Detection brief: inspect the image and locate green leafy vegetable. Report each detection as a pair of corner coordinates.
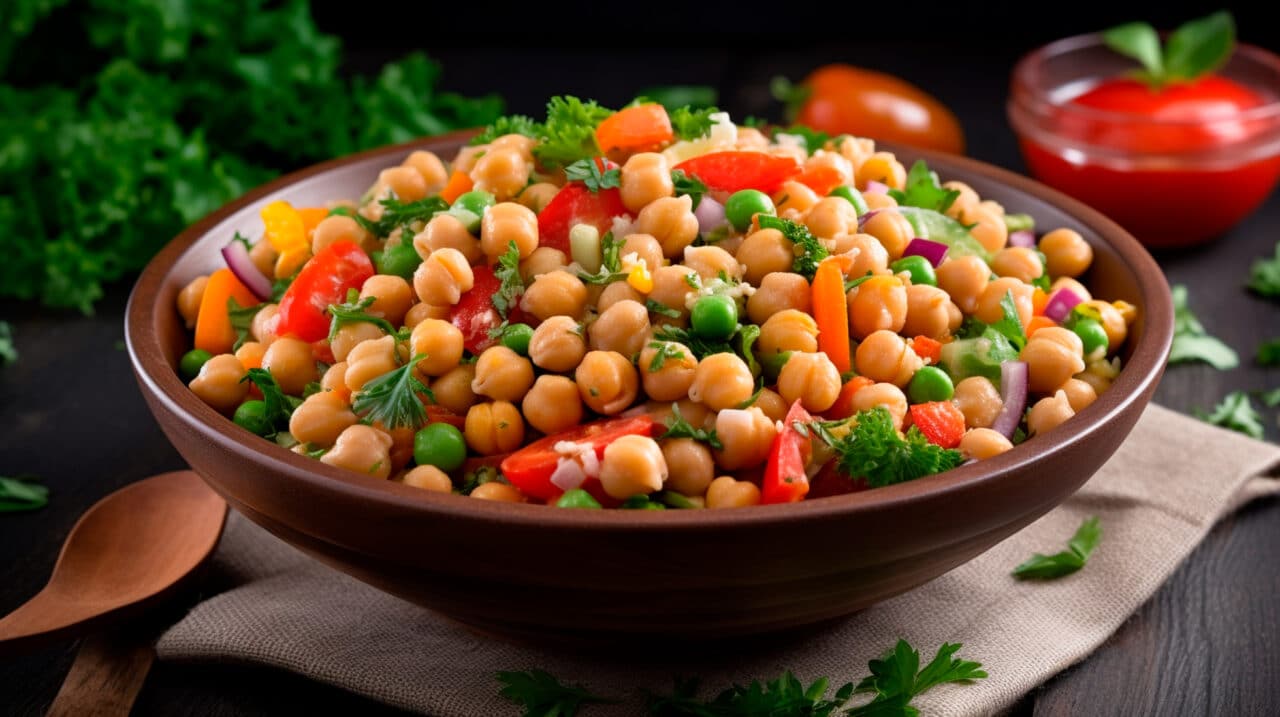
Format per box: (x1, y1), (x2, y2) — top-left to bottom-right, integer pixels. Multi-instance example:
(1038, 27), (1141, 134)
(1197, 390), (1265, 440)
(773, 124), (831, 156)
(496, 669), (615, 717)
(1257, 339), (1280, 366)
(652, 324), (734, 361)
(939, 328), (1019, 383)
(757, 215), (828, 280)
(327, 288), (396, 340)
(532, 96), (614, 169)
(988, 290), (1027, 351)
(647, 672), (853, 716)
(1012, 516), (1102, 580)
(671, 169), (709, 210)
(0, 476), (48, 512)
(564, 158), (620, 193)
(351, 355), (433, 430)
(849, 640), (987, 716)
(239, 367), (294, 436)
(1003, 213), (1035, 233)
(822, 407), (964, 488)
(470, 114), (542, 146)
(577, 232), (627, 286)
(669, 105), (720, 141)
(896, 207), (991, 262)
(646, 300), (682, 319)
(359, 196), (448, 238)
(887, 160), (959, 213)
(735, 323), (762, 379)
(227, 297), (267, 352)
(0, 321), (16, 366)
(1247, 242), (1280, 299)
(1103, 11), (1235, 88)
(1168, 284), (1238, 369)
(491, 241), (525, 319)
(660, 403), (723, 450)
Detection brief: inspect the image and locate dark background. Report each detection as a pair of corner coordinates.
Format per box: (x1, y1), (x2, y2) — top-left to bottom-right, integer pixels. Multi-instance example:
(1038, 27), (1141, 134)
(3, 1), (1280, 715)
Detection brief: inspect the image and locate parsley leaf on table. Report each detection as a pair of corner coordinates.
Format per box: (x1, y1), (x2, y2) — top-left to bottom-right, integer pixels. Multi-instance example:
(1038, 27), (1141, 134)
(1247, 242), (1280, 299)
(1197, 391), (1265, 439)
(0, 321), (16, 366)
(1012, 516), (1102, 580)
(647, 672), (854, 716)
(1257, 339), (1280, 366)
(0, 476), (48, 512)
(849, 640), (987, 716)
(496, 669), (615, 717)
(757, 215), (828, 281)
(1168, 285), (1239, 369)
(823, 407), (964, 488)
(887, 160), (960, 213)
(1261, 388), (1280, 409)
(351, 356), (433, 431)
(564, 158), (620, 193)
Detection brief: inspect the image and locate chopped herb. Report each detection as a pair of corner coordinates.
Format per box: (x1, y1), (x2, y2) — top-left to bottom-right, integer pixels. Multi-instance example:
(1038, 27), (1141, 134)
(741, 115), (768, 129)
(668, 105), (719, 141)
(1247, 241), (1280, 299)
(227, 297), (268, 352)
(0, 321), (16, 366)
(1031, 273), (1052, 292)
(660, 403), (723, 450)
(1012, 516), (1102, 580)
(683, 272), (703, 290)
(645, 299), (682, 319)
(735, 323), (762, 378)
(646, 341), (687, 372)
(459, 465), (501, 495)
(491, 241), (525, 319)
(327, 288), (396, 340)
(230, 231), (253, 250)
(577, 232), (627, 285)
(271, 274), (295, 302)
(654, 490), (702, 510)
(351, 355), (434, 430)
(1169, 284), (1239, 369)
(652, 324), (733, 361)
(565, 158), (620, 193)
(497, 669), (616, 717)
(470, 115), (543, 146)
(844, 271), (875, 293)
(671, 169), (708, 210)
(359, 196), (448, 238)
(988, 290), (1027, 351)
(239, 368), (294, 437)
(888, 160), (960, 213)
(0, 476), (48, 512)
(532, 96), (614, 169)
(302, 382), (323, 398)
(757, 215), (828, 280)
(735, 386), (765, 410)
(774, 124), (831, 156)
(1197, 390), (1265, 439)
(824, 407), (964, 487)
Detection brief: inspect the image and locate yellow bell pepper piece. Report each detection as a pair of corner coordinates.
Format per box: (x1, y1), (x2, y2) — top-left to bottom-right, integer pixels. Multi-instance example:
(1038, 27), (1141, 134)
(262, 200), (307, 254)
(626, 263), (653, 294)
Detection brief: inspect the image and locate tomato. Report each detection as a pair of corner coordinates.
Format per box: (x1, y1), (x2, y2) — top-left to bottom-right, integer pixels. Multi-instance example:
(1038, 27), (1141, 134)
(426, 405), (467, 430)
(1069, 76), (1264, 153)
(909, 401), (965, 449)
(276, 240), (374, 342)
(909, 336), (942, 364)
(673, 152), (800, 194)
(449, 264), (521, 354)
(795, 163), (846, 196)
(807, 461), (869, 499)
(791, 64), (965, 154)
(824, 376), (875, 420)
(761, 401), (814, 504)
(536, 182), (631, 254)
(500, 416), (658, 502)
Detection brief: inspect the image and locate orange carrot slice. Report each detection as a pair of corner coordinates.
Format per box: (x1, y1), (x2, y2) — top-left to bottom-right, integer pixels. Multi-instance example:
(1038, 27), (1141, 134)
(440, 170), (474, 204)
(812, 256), (852, 373)
(595, 104), (674, 153)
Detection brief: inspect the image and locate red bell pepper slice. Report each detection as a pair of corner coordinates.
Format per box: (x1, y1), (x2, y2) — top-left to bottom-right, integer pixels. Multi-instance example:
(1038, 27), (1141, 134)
(500, 416), (658, 502)
(909, 401), (965, 449)
(536, 182), (631, 254)
(276, 240), (374, 342)
(673, 151), (800, 194)
(824, 375), (875, 420)
(761, 400), (815, 505)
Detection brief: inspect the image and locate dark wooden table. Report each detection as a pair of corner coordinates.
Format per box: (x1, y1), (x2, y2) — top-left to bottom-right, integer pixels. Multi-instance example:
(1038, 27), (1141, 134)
(3, 41), (1279, 716)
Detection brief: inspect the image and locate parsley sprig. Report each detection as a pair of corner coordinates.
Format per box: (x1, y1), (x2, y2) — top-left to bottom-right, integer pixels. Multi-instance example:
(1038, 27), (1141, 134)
(351, 355), (434, 430)
(1197, 390), (1265, 439)
(821, 407), (964, 488)
(358, 196), (448, 238)
(888, 160), (960, 214)
(470, 115), (543, 146)
(1247, 241), (1280, 300)
(492, 241), (525, 319)
(532, 96), (615, 169)
(327, 288), (398, 340)
(1168, 284), (1239, 369)
(646, 341), (688, 373)
(671, 169), (709, 209)
(757, 215), (828, 280)
(577, 232), (628, 285)
(848, 640), (988, 716)
(1012, 516), (1102, 580)
(669, 106), (719, 141)
(227, 297), (268, 352)
(497, 669), (616, 717)
(239, 368), (297, 438)
(660, 403), (723, 450)
(565, 158), (620, 193)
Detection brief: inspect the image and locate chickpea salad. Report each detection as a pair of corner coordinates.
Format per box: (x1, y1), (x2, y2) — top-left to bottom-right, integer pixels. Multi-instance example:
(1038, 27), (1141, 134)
(176, 96), (1135, 509)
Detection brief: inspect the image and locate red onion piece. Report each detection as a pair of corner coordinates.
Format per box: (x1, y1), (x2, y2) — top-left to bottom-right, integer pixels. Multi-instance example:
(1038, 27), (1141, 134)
(991, 361), (1028, 440)
(864, 180), (890, 195)
(694, 196), (727, 234)
(855, 209), (880, 231)
(1008, 229), (1036, 248)
(902, 238), (948, 267)
(1043, 287), (1085, 323)
(221, 239), (272, 300)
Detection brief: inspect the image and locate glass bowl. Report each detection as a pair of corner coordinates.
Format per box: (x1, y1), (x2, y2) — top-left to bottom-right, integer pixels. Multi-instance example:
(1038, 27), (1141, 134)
(1008, 33), (1280, 248)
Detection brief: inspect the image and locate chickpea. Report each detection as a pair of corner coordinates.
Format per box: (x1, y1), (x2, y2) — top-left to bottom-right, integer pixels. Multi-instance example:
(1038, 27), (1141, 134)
(1049, 277), (1092, 303)
(619, 153), (674, 213)
(954, 377), (1002, 429)
(936, 256), (991, 314)
(960, 428), (1013, 461)
(471, 346), (535, 402)
(1039, 228), (1093, 278)
(320, 424), (394, 479)
(470, 147), (529, 201)
(432, 364), (478, 415)
(975, 278), (1034, 328)
(329, 322), (383, 363)
(836, 135), (875, 166)
(736, 228), (794, 286)
(517, 182), (559, 213)
(863, 192), (899, 211)
(942, 180), (980, 218)
(248, 240), (278, 278)
(662, 438), (715, 497)
(403, 302), (450, 330)
(902, 284), (953, 339)
(773, 180), (820, 215)
(758, 309), (819, 356)
(585, 300), (650, 357)
(408, 318), (464, 376)
(598, 435), (668, 499)
(805, 151), (855, 190)
(1027, 390), (1075, 436)
(638, 341), (697, 402)
(804, 196), (858, 239)
(1080, 300), (1127, 352)
(746, 272), (811, 325)
(751, 387), (789, 423)
(990, 247), (1044, 284)
(683, 245), (742, 282)
(958, 204), (1008, 253)
(850, 382), (909, 430)
(489, 133), (537, 157)
(1059, 377), (1098, 413)
(343, 336), (398, 393)
(1112, 300), (1137, 324)
(377, 166), (429, 203)
(521, 375), (584, 435)
(521, 270), (588, 322)
(261, 337), (318, 396)
(736, 126), (771, 150)
(647, 265), (699, 316)
(980, 199), (1005, 217)
(575, 350), (639, 414)
(620, 233), (664, 273)
(402, 465), (453, 493)
(413, 248), (474, 307)
(854, 330), (922, 387)
(706, 476), (761, 509)
(414, 213), (483, 265)
(519, 247), (569, 283)
(470, 481), (526, 502)
(176, 276), (208, 329)
(402, 150), (448, 193)
(250, 303), (280, 346)
(712, 407), (778, 471)
(528, 316), (587, 372)
(598, 281), (644, 313)
(777, 351), (841, 412)
(856, 151), (907, 190)
(288, 391), (358, 447)
(465, 401), (525, 455)
(840, 233), (891, 278)
(189, 354), (248, 414)
(358, 274), (413, 327)
(860, 209), (912, 260)
(234, 341), (265, 372)
(1074, 368), (1112, 396)
(1021, 327), (1086, 395)
(451, 145), (484, 174)
(634, 195), (700, 259)
(312, 215), (372, 257)
(847, 275), (908, 339)
(320, 361), (350, 398)
(480, 202), (539, 261)
(687, 353), (755, 411)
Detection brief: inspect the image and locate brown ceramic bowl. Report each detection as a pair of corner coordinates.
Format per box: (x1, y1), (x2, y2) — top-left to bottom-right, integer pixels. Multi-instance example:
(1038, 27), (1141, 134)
(127, 131), (1172, 643)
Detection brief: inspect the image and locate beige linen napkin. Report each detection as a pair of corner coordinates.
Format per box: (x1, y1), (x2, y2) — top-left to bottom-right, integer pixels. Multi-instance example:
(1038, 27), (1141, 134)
(157, 404), (1280, 716)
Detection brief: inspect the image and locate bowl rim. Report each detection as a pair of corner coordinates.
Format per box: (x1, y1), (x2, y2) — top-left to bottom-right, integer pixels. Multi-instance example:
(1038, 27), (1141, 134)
(126, 130), (1173, 532)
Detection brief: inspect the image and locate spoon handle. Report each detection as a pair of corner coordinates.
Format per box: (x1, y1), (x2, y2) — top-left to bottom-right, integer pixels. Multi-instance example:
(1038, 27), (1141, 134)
(46, 628), (156, 717)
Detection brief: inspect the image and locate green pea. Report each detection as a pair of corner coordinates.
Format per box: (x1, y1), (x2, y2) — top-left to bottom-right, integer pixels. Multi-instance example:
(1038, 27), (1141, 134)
(233, 400), (273, 436)
(179, 349), (213, 381)
(828, 185), (869, 216)
(413, 422), (467, 473)
(374, 242), (422, 281)
(555, 488), (602, 509)
(1071, 317), (1109, 358)
(724, 189), (775, 232)
(907, 366), (954, 404)
(890, 255), (937, 287)
(447, 190), (495, 233)
(690, 295), (738, 340)
(500, 323), (534, 356)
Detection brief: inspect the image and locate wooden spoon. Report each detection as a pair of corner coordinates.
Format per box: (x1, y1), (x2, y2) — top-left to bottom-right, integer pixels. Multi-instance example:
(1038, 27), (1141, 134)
(0, 470), (226, 655)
